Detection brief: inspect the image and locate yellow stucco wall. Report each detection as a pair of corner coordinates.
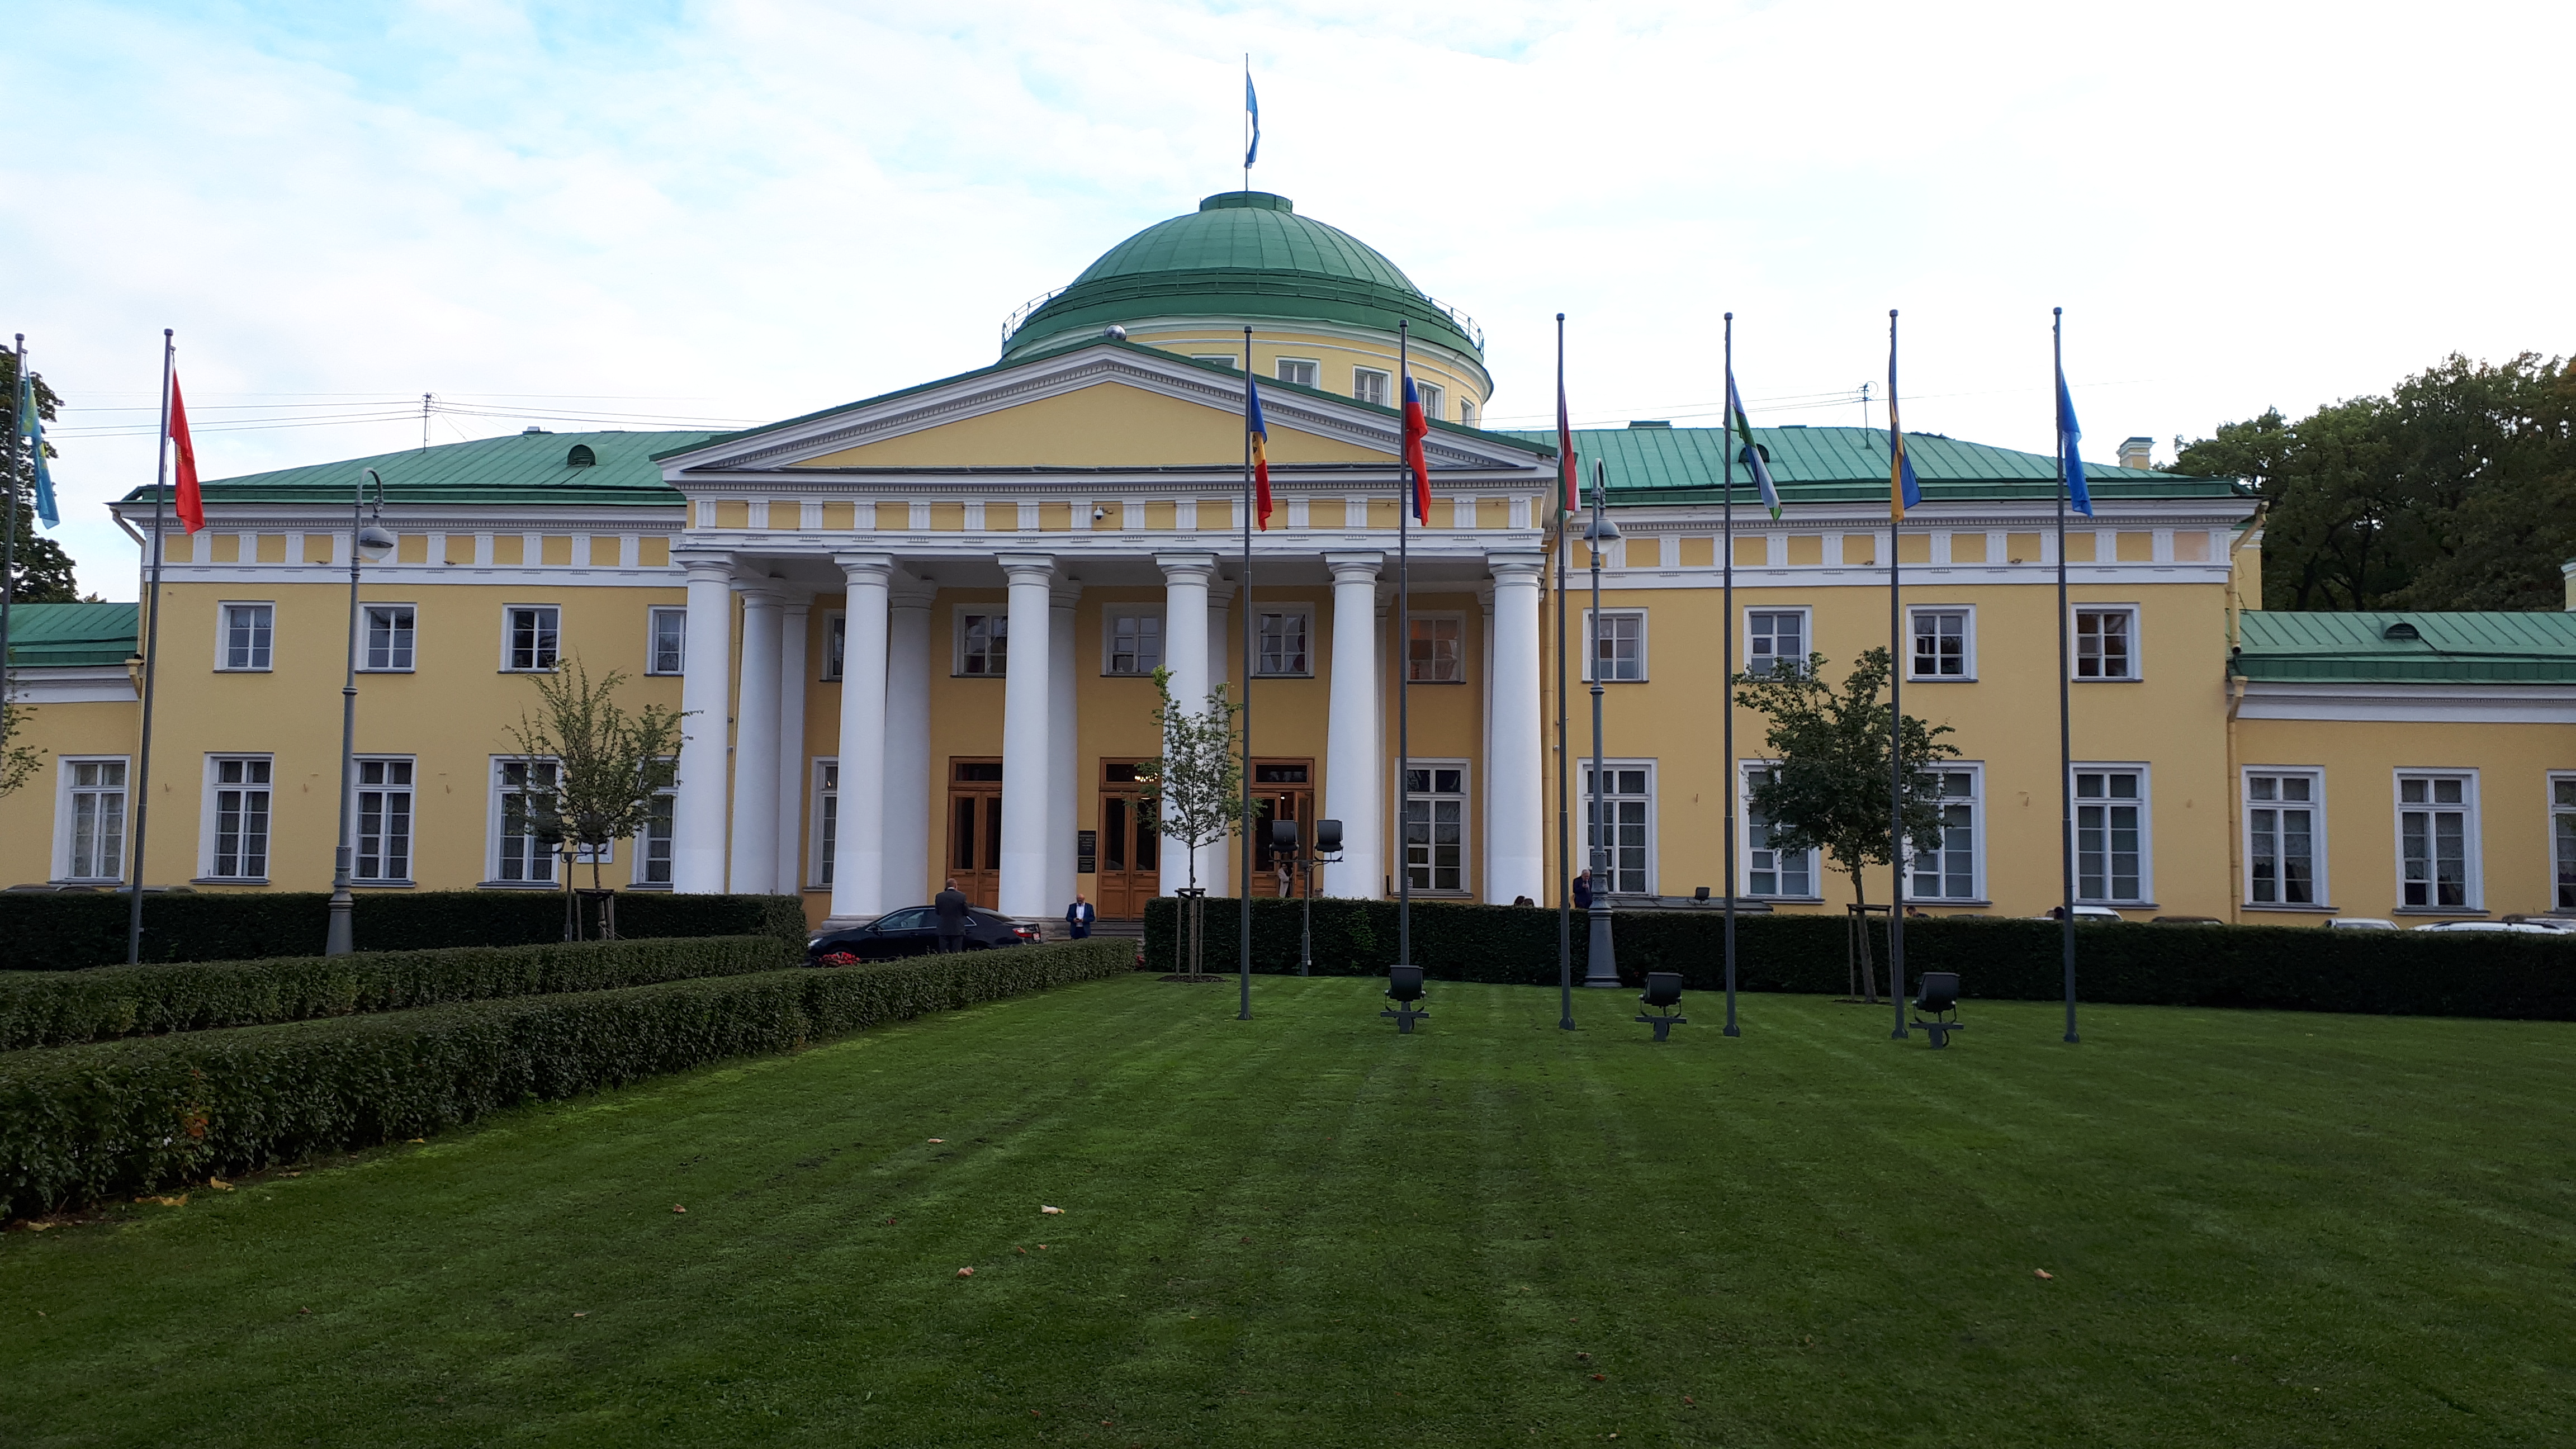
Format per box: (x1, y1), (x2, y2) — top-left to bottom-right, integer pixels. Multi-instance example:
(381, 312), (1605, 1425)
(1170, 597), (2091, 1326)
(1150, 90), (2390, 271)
(1, 695), (141, 887)
(794, 381), (1395, 468)
(1117, 328), (1488, 422)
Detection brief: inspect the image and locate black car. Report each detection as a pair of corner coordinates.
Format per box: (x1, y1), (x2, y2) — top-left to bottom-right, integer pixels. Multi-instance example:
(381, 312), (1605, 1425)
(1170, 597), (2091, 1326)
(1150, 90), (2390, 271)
(808, 905), (1039, 964)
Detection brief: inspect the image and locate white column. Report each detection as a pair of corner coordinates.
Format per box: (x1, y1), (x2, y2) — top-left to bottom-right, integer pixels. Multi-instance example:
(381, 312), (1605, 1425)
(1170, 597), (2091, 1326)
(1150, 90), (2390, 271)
(774, 595), (810, 896)
(1202, 577), (1235, 893)
(729, 583), (784, 893)
(883, 580), (935, 908)
(832, 556), (894, 920)
(996, 554), (1057, 918)
(1323, 552), (1384, 899)
(1049, 580), (1082, 917)
(1485, 552), (1546, 906)
(673, 555), (735, 894)
(1156, 552), (1216, 898)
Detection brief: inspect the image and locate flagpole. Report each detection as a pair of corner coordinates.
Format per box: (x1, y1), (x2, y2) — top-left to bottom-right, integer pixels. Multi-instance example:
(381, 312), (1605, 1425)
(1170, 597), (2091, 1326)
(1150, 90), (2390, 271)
(1886, 309), (1908, 1041)
(1721, 315), (1740, 1036)
(2054, 307), (2080, 1045)
(1239, 325), (1255, 1021)
(129, 330), (175, 964)
(2, 336), (23, 730)
(1554, 314), (1574, 1031)
(1396, 321), (1413, 974)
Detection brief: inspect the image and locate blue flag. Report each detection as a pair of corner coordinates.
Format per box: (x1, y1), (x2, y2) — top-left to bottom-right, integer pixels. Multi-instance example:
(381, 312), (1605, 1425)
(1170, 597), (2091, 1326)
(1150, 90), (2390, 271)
(1244, 74), (1260, 169)
(1725, 368), (1781, 519)
(2056, 361), (2093, 517)
(17, 372), (56, 530)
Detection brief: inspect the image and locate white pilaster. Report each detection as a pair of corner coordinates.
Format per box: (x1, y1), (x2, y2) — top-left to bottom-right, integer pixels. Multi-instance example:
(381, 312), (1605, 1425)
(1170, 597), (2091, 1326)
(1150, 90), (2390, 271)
(729, 583), (784, 893)
(1202, 576), (1236, 893)
(1156, 552), (1217, 898)
(1323, 552), (1384, 899)
(673, 555), (735, 894)
(832, 556), (894, 920)
(883, 581), (935, 908)
(775, 595), (810, 895)
(1485, 552), (1546, 905)
(1049, 580), (1082, 916)
(997, 554), (1056, 918)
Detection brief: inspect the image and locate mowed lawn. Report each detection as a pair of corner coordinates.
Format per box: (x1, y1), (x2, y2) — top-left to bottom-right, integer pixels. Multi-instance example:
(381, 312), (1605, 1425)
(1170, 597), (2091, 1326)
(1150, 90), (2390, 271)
(6, 976), (2575, 1447)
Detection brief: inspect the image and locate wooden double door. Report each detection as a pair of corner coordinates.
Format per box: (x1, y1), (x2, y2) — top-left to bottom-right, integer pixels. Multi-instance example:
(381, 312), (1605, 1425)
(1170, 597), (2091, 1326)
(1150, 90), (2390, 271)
(1096, 761), (1159, 919)
(1249, 760), (1315, 899)
(946, 759), (1002, 909)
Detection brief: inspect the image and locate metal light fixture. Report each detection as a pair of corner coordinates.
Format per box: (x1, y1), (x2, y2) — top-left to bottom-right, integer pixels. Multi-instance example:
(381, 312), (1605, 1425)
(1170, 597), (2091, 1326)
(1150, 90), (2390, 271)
(325, 467), (391, 956)
(1635, 971), (1688, 1041)
(1382, 964), (1428, 1034)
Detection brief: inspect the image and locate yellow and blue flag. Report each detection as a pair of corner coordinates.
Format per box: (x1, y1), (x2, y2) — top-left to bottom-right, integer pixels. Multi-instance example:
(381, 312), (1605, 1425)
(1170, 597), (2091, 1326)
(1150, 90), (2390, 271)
(2056, 356), (2094, 517)
(1247, 373), (1273, 530)
(16, 370), (57, 529)
(1887, 329), (1921, 518)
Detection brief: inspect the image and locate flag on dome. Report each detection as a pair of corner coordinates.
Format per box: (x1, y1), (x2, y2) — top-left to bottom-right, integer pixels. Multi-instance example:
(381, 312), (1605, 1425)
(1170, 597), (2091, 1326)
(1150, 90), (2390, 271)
(1246, 373), (1273, 529)
(1244, 73), (1260, 169)
(1725, 367), (1780, 519)
(2056, 354), (2094, 518)
(16, 370), (58, 529)
(1400, 372), (1431, 522)
(168, 373), (204, 533)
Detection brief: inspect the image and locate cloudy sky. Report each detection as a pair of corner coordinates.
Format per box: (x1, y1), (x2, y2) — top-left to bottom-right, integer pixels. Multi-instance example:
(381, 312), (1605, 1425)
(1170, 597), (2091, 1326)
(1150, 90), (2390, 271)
(12, 0), (2571, 598)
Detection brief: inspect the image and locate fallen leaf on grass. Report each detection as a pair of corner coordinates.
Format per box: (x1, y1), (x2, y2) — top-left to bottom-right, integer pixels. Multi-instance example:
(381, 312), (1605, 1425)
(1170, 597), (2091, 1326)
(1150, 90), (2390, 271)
(1684, 1396), (1696, 1407)
(206, 1179), (233, 1191)
(1036, 1244), (1048, 1250)
(1240, 1236), (1251, 1244)
(2034, 1269), (2054, 1280)
(1041, 1205), (1064, 1215)
(957, 1267), (975, 1277)
(573, 1312), (587, 1318)
(1575, 1352), (1591, 1361)
(1590, 1373), (1606, 1381)
(408, 1138), (425, 1144)
(1016, 1247), (1027, 1254)
(927, 1138), (944, 1144)
(137, 1195), (187, 1208)
(25, 1222), (51, 1232)
(673, 1205), (688, 1214)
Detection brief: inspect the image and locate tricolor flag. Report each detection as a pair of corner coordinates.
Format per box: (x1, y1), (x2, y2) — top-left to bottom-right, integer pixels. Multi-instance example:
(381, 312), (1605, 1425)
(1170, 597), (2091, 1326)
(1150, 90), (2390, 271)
(1554, 363), (1577, 517)
(1886, 338), (1921, 518)
(16, 369), (58, 529)
(2056, 356), (2094, 518)
(168, 372), (204, 533)
(1400, 372), (1431, 523)
(1725, 367), (1781, 519)
(1247, 373), (1273, 530)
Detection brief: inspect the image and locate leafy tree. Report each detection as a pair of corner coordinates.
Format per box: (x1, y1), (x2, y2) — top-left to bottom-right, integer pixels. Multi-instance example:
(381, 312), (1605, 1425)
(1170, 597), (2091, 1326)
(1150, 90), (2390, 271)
(1133, 667), (1245, 976)
(0, 695), (35, 798)
(504, 657), (685, 902)
(1, 349), (79, 604)
(1733, 647), (1959, 910)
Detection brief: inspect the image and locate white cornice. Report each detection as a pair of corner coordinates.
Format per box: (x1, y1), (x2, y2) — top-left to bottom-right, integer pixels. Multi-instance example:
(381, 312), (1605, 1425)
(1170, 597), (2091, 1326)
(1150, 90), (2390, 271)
(5, 666), (138, 703)
(2237, 680), (2576, 724)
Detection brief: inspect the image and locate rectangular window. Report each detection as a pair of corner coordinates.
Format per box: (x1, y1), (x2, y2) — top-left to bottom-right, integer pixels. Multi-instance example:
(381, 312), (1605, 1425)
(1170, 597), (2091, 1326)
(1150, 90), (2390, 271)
(1741, 765), (1815, 898)
(505, 605), (561, 671)
(1908, 769), (1979, 901)
(2075, 607), (2136, 680)
(959, 611), (1006, 676)
(61, 758), (128, 882)
(1417, 382), (1445, 420)
(1257, 610), (1311, 676)
(814, 760), (839, 888)
(2397, 772), (2476, 910)
(1459, 400), (1475, 428)
(1745, 609), (1806, 677)
(363, 605), (415, 672)
(1353, 368), (1390, 406)
(2553, 775), (2576, 911)
(1584, 611), (1645, 681)
(2245, 770), (2322, 906)
(219, 603), (274, 671)
(354, 757), (414, 882)
(637, 789), (675, 887)
(494, 758), (560, 883)
(1401, 763), (1469, 892)
(1407, 615), (1464, 683)
(821, 613), (844, 681)
(1909, 608), (1970, 679)
(2074, 768), (2147, 903)
(1104, 610), (1162, 676)
(1582, 764), (1653, 897)
(1276, 358), (1318, 388)
(209, 756), (272, 880)
(648, 607), (687, 675)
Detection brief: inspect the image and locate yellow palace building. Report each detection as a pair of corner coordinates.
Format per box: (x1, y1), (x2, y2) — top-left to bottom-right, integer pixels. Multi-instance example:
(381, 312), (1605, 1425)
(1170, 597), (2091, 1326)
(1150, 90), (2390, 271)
(6, 191), (2573, 929)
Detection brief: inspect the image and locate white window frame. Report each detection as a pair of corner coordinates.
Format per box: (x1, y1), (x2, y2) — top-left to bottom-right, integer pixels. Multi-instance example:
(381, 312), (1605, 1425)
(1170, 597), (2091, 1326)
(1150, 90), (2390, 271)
(1744, 607), (1812, 679)
(632, 776), (676, 889)
(198, 754), (276, 882)
(488, 755), (561, 886)
(501, 604), (562, 673)
(1739, 760), (1820, 901)
(1907, 605), (1975, 681)
(1459, 400), (1475, 428)
(812, 757), (840, 889)
(1580, 609), (1647, 682)
(954, 605), (1007, 678)
(820, 611), (844, 682)
(1399, 759), (1472, 894)
(215, 601), (275, 672)
(1580, 759), (1657, 898)
(361, 603), (416, 673)
(1275, 358), (1319, 388)
(1102, 607), (1165, 676)
(1417, 381), (1445, 420)
(647, 605), (688, 676)
(351, 755), (417, 884)
(1406, 612), (1467, 684)
(53, 755), (130, 883)
(2072, 604), (2141, 682)
(2242, 766), (2328, 909)
(1904, 764), (1986, 903)
(2550, 772), (2576, 913)
(2393, 769), (2481, 912)
(2071, 763), (2152, 905)
(1255, 605), (1315, 678)
(1352, 367), (1391, 406)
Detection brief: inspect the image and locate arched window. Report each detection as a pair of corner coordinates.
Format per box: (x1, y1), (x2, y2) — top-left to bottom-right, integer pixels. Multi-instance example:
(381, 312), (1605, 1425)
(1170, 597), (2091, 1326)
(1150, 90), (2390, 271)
(566, 443), (596, 467)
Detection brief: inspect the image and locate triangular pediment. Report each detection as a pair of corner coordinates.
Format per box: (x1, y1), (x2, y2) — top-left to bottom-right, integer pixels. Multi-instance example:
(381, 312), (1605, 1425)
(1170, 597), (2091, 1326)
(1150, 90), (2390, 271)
(794, 378), (1391, 468)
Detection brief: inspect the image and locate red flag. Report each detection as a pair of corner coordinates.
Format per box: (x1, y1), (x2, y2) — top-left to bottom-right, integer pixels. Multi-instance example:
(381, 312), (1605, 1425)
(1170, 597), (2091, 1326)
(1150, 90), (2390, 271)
(1400, 372), (1431, 522)
(168, 373), (205, 533)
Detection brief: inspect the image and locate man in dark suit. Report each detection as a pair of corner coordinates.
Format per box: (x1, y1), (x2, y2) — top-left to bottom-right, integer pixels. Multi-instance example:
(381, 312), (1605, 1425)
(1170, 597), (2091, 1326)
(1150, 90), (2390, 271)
(1571, 869), (1594, 910)
(1065, 893), (1095, 940)
(934, 878), (971, 953)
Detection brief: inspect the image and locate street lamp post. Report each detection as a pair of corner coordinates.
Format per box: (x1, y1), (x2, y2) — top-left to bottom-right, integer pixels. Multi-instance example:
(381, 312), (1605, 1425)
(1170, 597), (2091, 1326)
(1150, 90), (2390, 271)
(324, 468), (399, 957)
(1582, 461), (1621, 988)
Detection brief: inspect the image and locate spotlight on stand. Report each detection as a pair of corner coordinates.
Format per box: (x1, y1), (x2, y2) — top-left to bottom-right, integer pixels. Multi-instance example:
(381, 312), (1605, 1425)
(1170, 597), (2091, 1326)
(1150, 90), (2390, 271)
(1382, 964), (1428, 1034)
(1635, 971), (1688, 1041)
(1693, 886), (1711, 905)
(1910, 971), (1967, 1048)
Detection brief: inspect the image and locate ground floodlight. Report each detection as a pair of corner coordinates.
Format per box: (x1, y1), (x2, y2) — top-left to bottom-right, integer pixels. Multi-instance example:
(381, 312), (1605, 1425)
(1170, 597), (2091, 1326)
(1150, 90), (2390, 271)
(1382, 965), (1428, 1034)
(1635, 971), (1688, 1041)
(1911, 971), (1967, 1049)
(1271, 818), (1300, 853)
(1693, 886), (1711, 903)
(1314, 818), (1343, 855)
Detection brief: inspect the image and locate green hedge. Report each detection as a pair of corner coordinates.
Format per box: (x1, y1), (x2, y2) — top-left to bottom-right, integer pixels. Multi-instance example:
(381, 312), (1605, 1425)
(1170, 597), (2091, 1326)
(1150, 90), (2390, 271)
(0, 891), (810, 970)
(0, 936), (1132, 1218)
(1142, 897), (2576, 1019)
(0, 936), (800, 1050)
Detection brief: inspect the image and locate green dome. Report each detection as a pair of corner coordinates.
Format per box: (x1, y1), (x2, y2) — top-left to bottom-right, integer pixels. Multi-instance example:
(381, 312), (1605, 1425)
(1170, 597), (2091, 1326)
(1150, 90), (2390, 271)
(1002, 192), (1483, 362)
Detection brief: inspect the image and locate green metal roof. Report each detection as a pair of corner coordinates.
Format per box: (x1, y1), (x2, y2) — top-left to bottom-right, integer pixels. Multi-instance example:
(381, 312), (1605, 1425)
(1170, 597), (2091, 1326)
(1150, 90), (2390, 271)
(4, 602), (138, 669)
(1003, 192), (1482, 362)
(116, 429), (713, 508)
(1494, 425), (2246, 505)
(2233, 610), (2576, 684)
